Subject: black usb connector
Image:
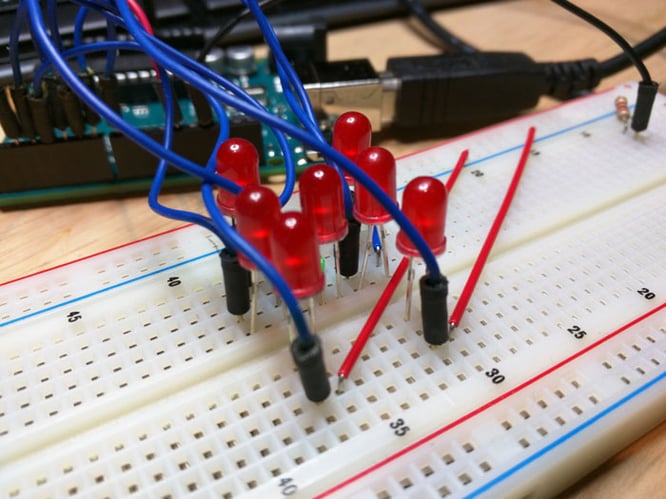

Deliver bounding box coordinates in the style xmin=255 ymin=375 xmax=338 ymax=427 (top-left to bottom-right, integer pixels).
xmin=297 ymin=51 xmax=658 ymax=134
xmin=386 ymin=52 xmax=550 ymax=130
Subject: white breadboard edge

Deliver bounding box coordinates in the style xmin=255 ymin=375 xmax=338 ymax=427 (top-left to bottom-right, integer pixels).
xmin=1 ymin=82 xmax=665 ymax=498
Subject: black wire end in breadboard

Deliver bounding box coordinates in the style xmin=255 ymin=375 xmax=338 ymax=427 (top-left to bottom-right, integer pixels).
xmin=291 ymin=335 xmax=332 ymax=402
xmin=419 ymin=273 xmax=449 ymax=345
xmin=219 ymin=248 xmax=252 ymax=316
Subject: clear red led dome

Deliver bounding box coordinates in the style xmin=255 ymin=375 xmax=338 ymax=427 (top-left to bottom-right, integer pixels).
xmin=215 ymin=137 xmax=260 ymax=217
xmin=299 ymin=164 xmax=348 ymax=244
xmin=234 ymin=185 xmax=281 ymax=270
xmin=353 ymin=146 xmax=397 ymax=225
xmin=270 ymin=211 xmax=325 ymax=299
xmin=332 ymin=111 xmax=372 ymax=161
xmin=396 ymin=176 xmax=448 ymax=257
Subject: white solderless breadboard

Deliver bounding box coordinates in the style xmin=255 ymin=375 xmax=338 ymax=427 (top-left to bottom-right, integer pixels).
xmin=1 ymin=82 xmax=665 ymax=498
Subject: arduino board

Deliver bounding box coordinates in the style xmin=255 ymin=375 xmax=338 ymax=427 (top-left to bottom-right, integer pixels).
xmin=0 ymin=58 xmax=322 ymax=208
xmin=1 ymin=82 xmax=665 ymax=498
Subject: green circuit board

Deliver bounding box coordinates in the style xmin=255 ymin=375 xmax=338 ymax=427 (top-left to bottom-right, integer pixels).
xmin=0 ymin=59 xmax=325 ymax=208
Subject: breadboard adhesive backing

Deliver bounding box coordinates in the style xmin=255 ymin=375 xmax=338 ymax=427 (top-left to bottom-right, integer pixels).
xmin=1 ymin=82 xmax=665 ymax=498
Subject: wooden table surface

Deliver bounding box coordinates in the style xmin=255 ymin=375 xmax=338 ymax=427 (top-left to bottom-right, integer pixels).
xmin=1 ymin=1 xmax=665 ymax=496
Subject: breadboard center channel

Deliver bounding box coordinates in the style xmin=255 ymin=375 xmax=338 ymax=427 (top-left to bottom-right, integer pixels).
xmin=1 ymin=82 xmax=665 ymax=498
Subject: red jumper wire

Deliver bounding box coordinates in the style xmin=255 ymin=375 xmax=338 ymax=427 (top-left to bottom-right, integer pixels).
xmin=337 ymin=149 xmax=469 ymax=385
xmin=448 ymin=126 xmax=536 ymax=330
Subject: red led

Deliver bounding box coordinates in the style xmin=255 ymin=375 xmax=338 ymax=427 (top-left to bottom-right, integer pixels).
xmin=234 ymin=185 xmax=281 ymax=270
xmin=215 ymin=137 xmax=260 ymax=217
xmin=270 ymin=211 xmax=325 ymax=299
xmin=299 ymin=165 xmax=348 ymax=244
xmin=353 ymin=146 xmax=397 ymax=225
xmin=396 ymin=176 xmax=448 ymax=257
xmin=332 ymin=111 xmax=372 ymax=161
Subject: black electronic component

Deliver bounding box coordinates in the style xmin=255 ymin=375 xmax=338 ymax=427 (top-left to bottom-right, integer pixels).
xmin=0 ymin=88 xmax=21 ymax=139
xmin=99 ymin=74 xmax=121 ymax=114
xmin=79 ymin=73 xmax=102 ymax=126
xmin=187 ymin=83 xmax=214 ymax=127
xmin=9 ymin=84 xmax=36 ymax=140
xmin=219 ymin=248 xmax=251 ymax=316
xmin=552 ymin=0 xmax=658 ymax=133
xmin=111 ymin=126 xmax=208 ymax=179
xmin=383 ymin=49 xmax=658 ymax=134
xmin=540 ymin=58 xmax=602 ymax=101
xmin=338 ymin=216 xmax=361 ymax=277
xmin=57 ymin=85 xmax=86 ymax=136
xmin=223 ymin=113 xmax=266 ymax=159
xmin=225 ymin=45 xmax=257 ymax=76
xmin=297 ymin=46 xmax=662 ymax=136
xmin=0 ymin=136 xmax=111 ymax=194
xmin=111 ymin=115 xmax=263 ymax=179
xmin=630 ymin=81 xmax=658 ymax=132
xmin=27 ymin=94 xmax=56 ymax=144
xmin=201 ymin=47 xmax=226 ymax=74
xmin=293 ymin=57 xmax=379 ymax=85
xmin=44 ymin=76 xmax=68 ymax=134
xmin=153 ymin=78 xmax=183 ymax=125
xmin=272 ymin=22 xmax=327 ymax=69
xmin=290 ymin=336 xmax=331 ymax=402
xmin=387 ymin=52 xmax=547 ymax=131
xmin=116 ymin=74 xmax=160 ymax=104
xmin=419 ymin=274 xmax=449 ymax=345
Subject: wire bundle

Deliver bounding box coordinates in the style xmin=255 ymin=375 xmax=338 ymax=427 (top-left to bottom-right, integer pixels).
xmin=11 ymin=0 xmax=446 ymax=399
